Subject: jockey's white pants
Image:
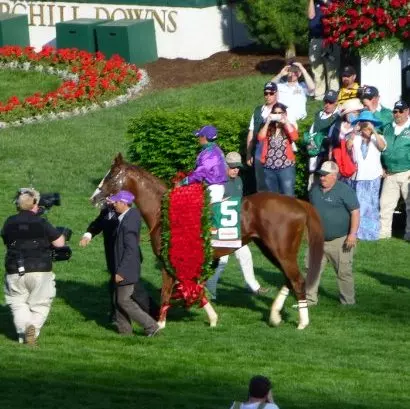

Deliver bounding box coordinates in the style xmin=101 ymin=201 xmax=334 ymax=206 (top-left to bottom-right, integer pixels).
xmin=4 ymin=272 xmax=56 ymax=340
xmin=207 ymin=184 xmax=225 ymax=204
xmin=206 ymin=245 xmax=260 ymax=299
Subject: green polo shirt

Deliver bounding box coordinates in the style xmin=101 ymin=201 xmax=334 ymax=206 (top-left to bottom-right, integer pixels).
xmin=224 ymin=177 xmax=243 ymax=198
xmin=309 ymin=181 xmax=359 ymax=241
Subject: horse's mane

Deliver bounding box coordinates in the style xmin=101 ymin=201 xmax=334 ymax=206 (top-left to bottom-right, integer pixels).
xmin=125 ymin=163 xmax=167 ymax=196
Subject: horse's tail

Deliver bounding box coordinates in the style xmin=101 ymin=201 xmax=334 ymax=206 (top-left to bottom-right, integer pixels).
xmin=299 ymin=200 xmax=324 ymax=288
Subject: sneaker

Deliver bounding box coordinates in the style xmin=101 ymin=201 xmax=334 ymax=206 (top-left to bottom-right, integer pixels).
xmin=25 ymin=325 xmax=36 ymax=345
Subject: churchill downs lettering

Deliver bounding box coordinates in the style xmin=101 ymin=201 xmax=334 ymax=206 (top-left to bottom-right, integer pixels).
xmin=0 ymin=2 xmax=178 ymax=32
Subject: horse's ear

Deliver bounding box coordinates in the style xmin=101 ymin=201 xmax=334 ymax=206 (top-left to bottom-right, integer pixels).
xmin=113 ymin=153 xmax=124 ymax=166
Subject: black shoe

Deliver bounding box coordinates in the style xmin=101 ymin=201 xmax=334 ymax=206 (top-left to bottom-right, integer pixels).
xmin=147 ymin=327 xmax=161 ymax=337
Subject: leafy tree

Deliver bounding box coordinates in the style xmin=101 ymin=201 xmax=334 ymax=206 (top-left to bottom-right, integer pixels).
xmin=236 ymin=0 xmax=308 ymax=57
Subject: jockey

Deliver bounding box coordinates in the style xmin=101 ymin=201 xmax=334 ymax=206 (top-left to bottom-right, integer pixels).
xmin=179 ymin=125 xmax=227 ymax=203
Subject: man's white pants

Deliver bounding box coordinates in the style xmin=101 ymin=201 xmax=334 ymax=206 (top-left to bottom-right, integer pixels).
xmin=206 ymin=245 xmax=260 ymax=298
xmin=207 ymin=184 xmax=225 ymax=204
xmin=380 ymin=170 xmax=410 ymax=238
xmin=4 ymin=272 xmax=56 ymax=338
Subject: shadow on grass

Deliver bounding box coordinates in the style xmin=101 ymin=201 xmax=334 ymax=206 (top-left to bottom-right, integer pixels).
xmin=362 ymin=270 xmax=410 ymax=292
xmin=0 ymin=304 xmax=15 ymax=342
xmin=57 ymin=277 xmax=201 ymax=328
xmin=0 ymin=370 xmax=399 ymax=409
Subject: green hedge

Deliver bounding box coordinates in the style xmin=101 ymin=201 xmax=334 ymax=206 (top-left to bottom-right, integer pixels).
xmin=127 ymin=107 xmax=311 ymax=198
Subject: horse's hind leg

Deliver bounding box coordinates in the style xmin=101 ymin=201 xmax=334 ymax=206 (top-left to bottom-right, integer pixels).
xmin=158 ymin=269 xmax=175 ymax=329
xmin=280 ymin=260 xmax=309 ymax=330
xmin=270 ymin=284 xmax=290 ymax=327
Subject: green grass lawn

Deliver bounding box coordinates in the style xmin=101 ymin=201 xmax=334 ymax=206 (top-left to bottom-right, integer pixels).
xmin=0 ymin=70 xmax=61 ymax=102
xmin=0 ymin=73 xmax=409 ymax=409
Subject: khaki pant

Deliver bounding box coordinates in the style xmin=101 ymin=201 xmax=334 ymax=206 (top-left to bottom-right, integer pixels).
xmin=309 ymin=38 xmax=340 ymax=99
xmin=4 ymin=272 xmax=56 ymax=338
xmin=305 ymin=236 xmax=355 ymax=305
xmin=380 ymin=170 xmax=410 ymax=239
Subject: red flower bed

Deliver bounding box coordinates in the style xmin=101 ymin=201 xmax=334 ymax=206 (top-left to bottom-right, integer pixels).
xmin=161 ymin=183 xmax=213 ymax=307
xmin=0 ymin=46 xmax=145 ymax=123
xmin=322 ymin=0 xmax=410 ymax=51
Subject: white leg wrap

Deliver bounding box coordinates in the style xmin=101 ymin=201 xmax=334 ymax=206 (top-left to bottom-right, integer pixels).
xmin=297 ymin=300 xmax=309 ymax=330
xmin=157 ymin=320 xmax=166 ymax=329
xmin=203 ymin=302 xmax=218 ymax=327
xmin=269 ymin=286 xmax=289 ymax=326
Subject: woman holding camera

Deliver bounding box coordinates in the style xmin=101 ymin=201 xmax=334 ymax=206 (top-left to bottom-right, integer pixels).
xmin=346 ymin=111 xmax=386 ymax=240
xmin=257 ymin=103 xmax=299 ymax=196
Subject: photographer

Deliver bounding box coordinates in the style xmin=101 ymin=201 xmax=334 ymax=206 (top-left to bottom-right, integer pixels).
xmin=1 ymin=188 xmax=65 ymax=345
xmin=229 ymin=375 xmax=280 ymax=409
xmin=257 ymin=103 xmax=299 ymax=196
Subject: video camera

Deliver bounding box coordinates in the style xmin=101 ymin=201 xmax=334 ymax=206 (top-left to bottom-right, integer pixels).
xmin=15 ymin=189 xmax=72 ymax=262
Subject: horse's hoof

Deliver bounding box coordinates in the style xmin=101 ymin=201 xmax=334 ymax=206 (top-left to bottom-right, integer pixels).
xmin=297 ymin=322 xmax=309 ymax=330
xmin=209 ymin=315 xmax=218 ymax=327
xmin=157 ymin=320 xmax=166 ymax=329
xmin=269 ymin=312 xmax=282 ymax=327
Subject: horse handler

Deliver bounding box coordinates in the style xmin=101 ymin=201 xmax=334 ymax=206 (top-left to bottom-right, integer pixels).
xmin=108 ymin=190 xmax=160 ymax=337
xmin=305 ymin=161 xmax=359 ymax=306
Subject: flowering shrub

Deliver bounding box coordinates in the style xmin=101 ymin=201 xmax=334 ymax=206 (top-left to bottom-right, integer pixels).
xmin=322 ymin=0 xmax=410 ymax=59
xmin=0 ymin=46 xmax=148 ymax=126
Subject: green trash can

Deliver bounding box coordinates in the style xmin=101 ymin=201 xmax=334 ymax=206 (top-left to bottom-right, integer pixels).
xmin=0 ymin=13 xmax=29 ymax=47
xmin=56 ymin=19 xmax=108 ymax=53
xmin=96 ymin=19 xmax=158 ymax=65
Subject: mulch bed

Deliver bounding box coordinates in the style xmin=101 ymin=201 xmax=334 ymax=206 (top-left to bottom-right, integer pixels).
xmin=142 ymin=46 xmax=310 ymax=90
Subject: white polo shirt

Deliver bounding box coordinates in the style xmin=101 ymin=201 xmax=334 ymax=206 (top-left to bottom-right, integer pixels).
xmin=277 ymin=81 xmax=312 ymax=122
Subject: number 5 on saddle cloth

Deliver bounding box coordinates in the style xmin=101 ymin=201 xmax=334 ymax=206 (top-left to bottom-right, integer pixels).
xmin=211 ymin=196 xmax=242 ymax=248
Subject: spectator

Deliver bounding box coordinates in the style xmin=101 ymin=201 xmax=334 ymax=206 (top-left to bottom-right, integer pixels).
xmin=257 ymin=103 xmax=299 ymax=196
xmin=246 ymin=82 xmax=278 ymax=192
xmin=272 ymin=61 xmax=315 ymax=122
xmin=347 ymin=111 xmax=386 ymax=240
xmin=305 ymin=89 xmax=339 ymax=189
xmin=1 ymin=188 xmax=65 ymax=344
xmin=230 ymin=375 xmax=280 ymax=409
xmin=380 ymin=100 xmax=410 ymax=240
xmin=108 ymin=190 xmax=160 ymax=336
xmin=306 ymin=161 xmax=359 ymax=306
xmin=206 ymin=152 xmax=269 ymax=299
xmin=307 ymin=0 xmax=340 ymax=100
xmin=337 ymin=66 xmax=360 ymax=105
xmin=360 ymin=86 xmax=393 ymax=130
xmin=328 ymin=98 xmax=363 ymax=184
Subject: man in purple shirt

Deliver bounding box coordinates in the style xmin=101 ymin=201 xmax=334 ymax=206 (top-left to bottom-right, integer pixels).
xmin=179 ymin=125 xmax=227 ymax=203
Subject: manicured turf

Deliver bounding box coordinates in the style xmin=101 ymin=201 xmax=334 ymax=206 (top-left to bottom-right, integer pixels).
xmin=0 ymin=73 xmax=408 ymax=409
xmin=0 ymin=70 xmax=61 ymax=102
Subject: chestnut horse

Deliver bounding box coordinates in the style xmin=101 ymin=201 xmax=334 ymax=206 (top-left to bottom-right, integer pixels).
xmin=91 ymin=153 xmax=324 ymax=330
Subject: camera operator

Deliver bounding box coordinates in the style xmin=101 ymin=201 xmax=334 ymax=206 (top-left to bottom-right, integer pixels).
xmin=1 ymin=188 xmax=65 ymax=345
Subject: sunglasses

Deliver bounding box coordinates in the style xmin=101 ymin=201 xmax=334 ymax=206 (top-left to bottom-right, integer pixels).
xmin=393 ymin=109 xmax=404 ymax=114
xmin=273 ymin=111 xmax=284 ymax=114
xmin=264 ymin=91 xmax=276 ymax=96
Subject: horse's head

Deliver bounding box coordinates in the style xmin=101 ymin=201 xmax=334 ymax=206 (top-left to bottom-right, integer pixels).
xmin=90 ymin=153 xmax=129 ymax=207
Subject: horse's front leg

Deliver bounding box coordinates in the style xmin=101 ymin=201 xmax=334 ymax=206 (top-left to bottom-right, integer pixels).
xmin=200 ymin=290 xmax=218 ymax=327
xmin=158 ymin=269 xmax=175 ymax=329
xmin=270 ymin=285 xmax=290 ymax=326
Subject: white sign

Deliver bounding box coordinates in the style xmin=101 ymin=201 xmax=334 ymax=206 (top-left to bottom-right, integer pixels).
xmin=0 ymin=1 xmax=252 ymax=60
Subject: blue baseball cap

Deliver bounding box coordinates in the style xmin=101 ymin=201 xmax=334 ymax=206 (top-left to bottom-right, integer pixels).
xmin=194 ymin=125 xmax=218 ymax=141
xmin=107 ymin=190 xmax=135 ymax=204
